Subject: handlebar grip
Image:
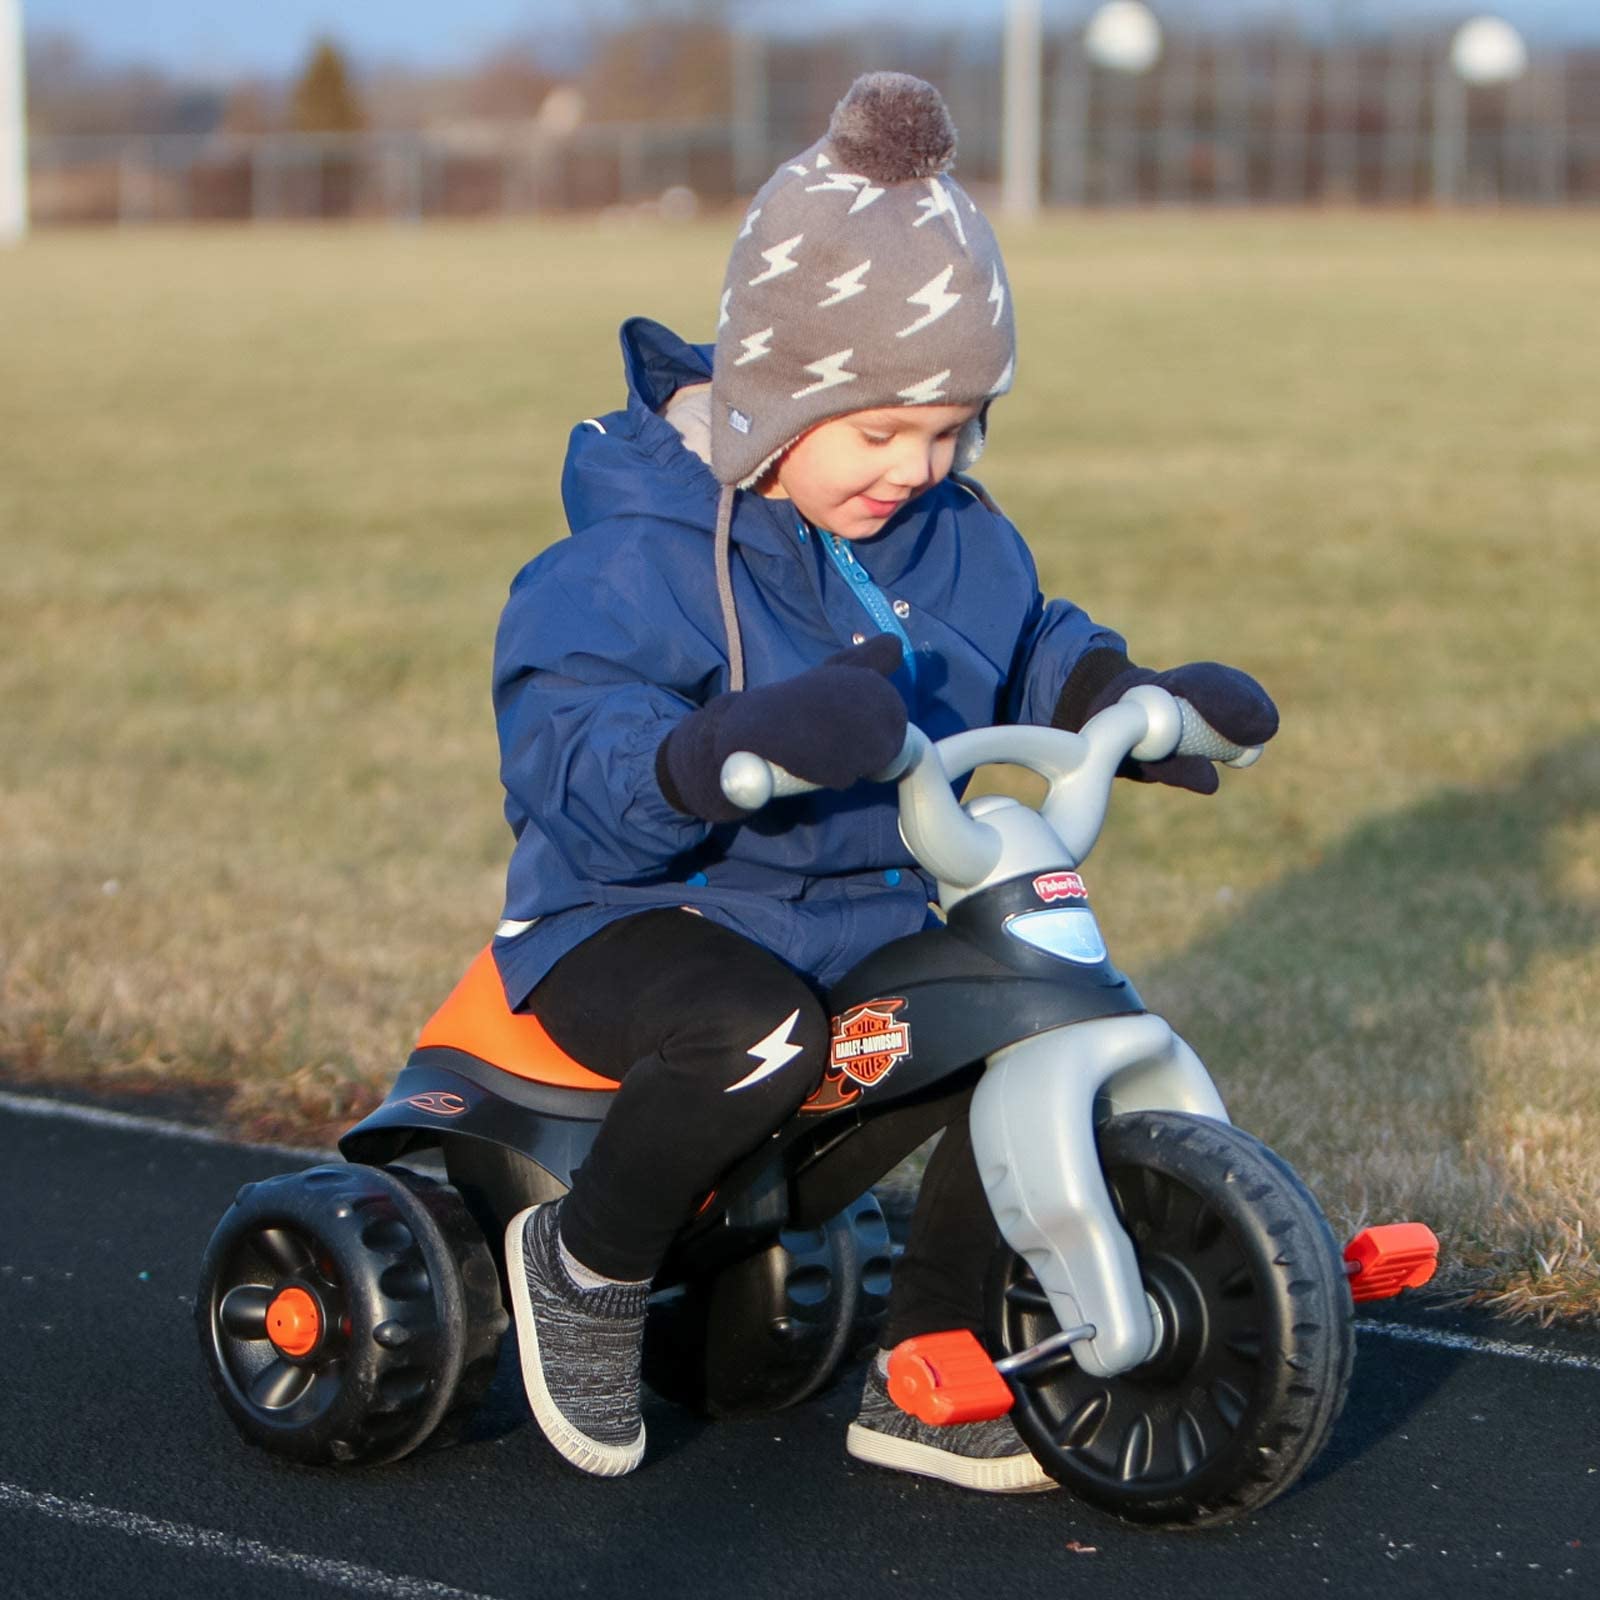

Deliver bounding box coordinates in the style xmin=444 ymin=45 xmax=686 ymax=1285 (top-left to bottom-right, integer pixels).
xmin=1174 ymin=699 xmax=1261 ymax=769
xmin=720 ymin=730 xmax=922 ymax=813
xmin=719 ymin=751 xmax=820 ymax=811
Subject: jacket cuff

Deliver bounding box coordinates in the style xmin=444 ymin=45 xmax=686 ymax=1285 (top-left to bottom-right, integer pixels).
xmin=653 ymin=709 xmax=747 ymax=825
xmin=654 ymin=737 xmax=690 ymax=815
xmin=1050 ymin=648 xmax=1138 ymax=732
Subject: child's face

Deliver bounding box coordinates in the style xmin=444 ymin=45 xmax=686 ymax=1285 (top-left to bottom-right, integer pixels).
xmin=766 ymin=401 xmax=982 ymax=541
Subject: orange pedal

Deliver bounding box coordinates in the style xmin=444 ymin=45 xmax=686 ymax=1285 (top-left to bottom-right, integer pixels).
xmin=1344 ymin=1222 xmax=1440 ymax=1303
xmin=886 ymin=1330 xmax=1014 ymax=1426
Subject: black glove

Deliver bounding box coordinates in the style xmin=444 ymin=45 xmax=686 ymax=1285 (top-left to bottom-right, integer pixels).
xmin=657 ymin=634 xmax=908 ymax=823
xmin=1058 ymin=651 xmax=1278 ymax=796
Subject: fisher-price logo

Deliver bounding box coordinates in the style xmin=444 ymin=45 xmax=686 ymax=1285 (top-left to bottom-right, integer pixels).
xmin=1032 ymin=870 xmax=1088 ymax=904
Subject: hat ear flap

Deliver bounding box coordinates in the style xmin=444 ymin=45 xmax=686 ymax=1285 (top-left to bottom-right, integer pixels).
xmin=953 ymin=406 xmax=989 ymax=472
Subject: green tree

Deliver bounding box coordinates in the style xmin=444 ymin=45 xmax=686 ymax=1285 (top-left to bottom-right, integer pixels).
xmin=290 ymin=38 xmax=366 ymax=134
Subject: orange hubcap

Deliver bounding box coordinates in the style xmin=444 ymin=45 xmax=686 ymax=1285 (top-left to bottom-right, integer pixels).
xmin=266 ymin=1286 xmax=322 ymax=1357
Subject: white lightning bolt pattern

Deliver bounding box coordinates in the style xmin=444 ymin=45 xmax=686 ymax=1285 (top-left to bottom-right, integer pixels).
xmin=748 ymin=232 xmax=804 ymax=286
xmin=786 ymin=163 xmax=809 ymax=176
xmin=791 ymin=348 xmax=858 ymax=399
xmin=912 ymin=178 xmax=967 ymax=246
xmin=990 ymin=356 xmax=1015 ymax=396
xmin=817 ymin=259 xmax=872 ymax=307
xmin=734 ymin=326 xmax=774 ymax=366
xmin=988 ymin=264 xmax=1006 ymax=327
xmin=815 ymin=150 xmax=832 ymax=168
xmin=897 ymin=266 xmax=962 ymax=339
xmin=898 ymin=370 xmax=952 ymax=404
xmin=803 ymin=172 xmax=886 ymax=213
xmin=738 ymin=206 xmax=762 ymax=240
xmin=805 ymin=172 xmax=863 ymax=194
xmin=718 ymin=289 xmax=732 ymax=330
xmin=724 ymin=1008 xmax=804 ymax=1092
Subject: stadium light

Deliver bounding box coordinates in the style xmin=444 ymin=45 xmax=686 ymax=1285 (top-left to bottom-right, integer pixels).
xmin=1079 ymin=3 xmax=1162 ymax=207
xmin=0 ymin=0 xmax=25 ymax=243
xmin=1085 ymin=1 xmax=1164 ymax=76
xmin=1451 ymin=16 xmax=1529 ymax=87
xmin=1434 ymin=15 xmax=1529 ymax=203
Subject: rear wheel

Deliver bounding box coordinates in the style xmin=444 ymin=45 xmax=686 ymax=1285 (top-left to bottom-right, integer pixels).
xmin=645 ymin=1192 xmax=894 ymax=1418
xmin=987 ymin=1112 xmax=1353 ymax=1526
xmin=196 ymin=1164 xmax=506 ymax=1467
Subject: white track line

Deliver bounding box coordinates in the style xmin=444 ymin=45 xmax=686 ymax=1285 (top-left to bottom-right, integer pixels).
xmin=5 ymin=1088 xmax=1598 ymax=1375
xmin=0 ymin=1481 xmax=504 ymax=1600
xmin=0 ymin=1087 xmax=334 ymax=1160
xmin=1357 ymin=1319 xmax=1600 ymax=1373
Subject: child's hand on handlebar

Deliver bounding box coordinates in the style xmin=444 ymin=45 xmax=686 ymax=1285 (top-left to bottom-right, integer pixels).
xmin=1091 ymin=661 xmax=1279 ymax=794
xmin=656 ymin=635 xmax=909 ymax=822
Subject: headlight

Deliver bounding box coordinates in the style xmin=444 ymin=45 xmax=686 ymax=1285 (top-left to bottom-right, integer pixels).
xmin=1004 ymin=908 xmax=1108 ymax=966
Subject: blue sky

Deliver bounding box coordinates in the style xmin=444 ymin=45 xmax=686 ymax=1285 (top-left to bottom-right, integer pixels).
xmin=22 ymin=1 xmax=1598 ymax=79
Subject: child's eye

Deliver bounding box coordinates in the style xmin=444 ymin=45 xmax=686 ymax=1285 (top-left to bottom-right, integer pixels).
xmin=861 ymin=431 xmax=892 ymax=446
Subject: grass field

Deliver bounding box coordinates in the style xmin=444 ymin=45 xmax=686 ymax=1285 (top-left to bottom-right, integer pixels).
xmin=1 ymin=212 xmax=1597 ymax=1321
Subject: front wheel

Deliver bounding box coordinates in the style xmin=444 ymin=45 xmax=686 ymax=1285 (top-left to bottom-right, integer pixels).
xmin=986 ymin=1112 xmax=1353 ymax=1527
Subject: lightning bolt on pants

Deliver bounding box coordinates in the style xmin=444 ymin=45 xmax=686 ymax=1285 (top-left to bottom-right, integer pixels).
xmin=524 ymin=908 xmax=828 ymax=1282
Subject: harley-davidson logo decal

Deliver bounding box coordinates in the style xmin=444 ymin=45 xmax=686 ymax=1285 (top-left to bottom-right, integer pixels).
xmin=1033 ymin=870 xmax=1087 ymax=904
xmin=404 ymin=1091 xmax=469 ymax=1117
xmin=829 ymin=997 xmax=911 ymax=1088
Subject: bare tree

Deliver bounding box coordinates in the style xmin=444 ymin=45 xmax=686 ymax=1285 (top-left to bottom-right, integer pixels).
xmin=582 ymin=0 xmax=734 ymax=124
xmin=221 ymin=79 xmax=283 ymax=136
xmin=24 ymin=27 xmax=223 ymax=137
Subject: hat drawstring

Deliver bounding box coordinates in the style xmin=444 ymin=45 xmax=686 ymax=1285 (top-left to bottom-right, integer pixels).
xmin=713 ymin=483 xmax=745 ymax=692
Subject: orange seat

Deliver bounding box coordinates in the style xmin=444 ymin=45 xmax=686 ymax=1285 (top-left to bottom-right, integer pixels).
xmin=415 ymin=946 xmax=619 ymax=1091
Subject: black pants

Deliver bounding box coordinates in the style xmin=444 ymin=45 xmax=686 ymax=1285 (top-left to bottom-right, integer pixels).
xmin=527 ymin=908 xmax=997 ymax=1343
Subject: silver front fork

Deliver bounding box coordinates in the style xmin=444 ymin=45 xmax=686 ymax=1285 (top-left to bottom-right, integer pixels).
xmin=969 ymin=1013 xmax=1228 ymax=1378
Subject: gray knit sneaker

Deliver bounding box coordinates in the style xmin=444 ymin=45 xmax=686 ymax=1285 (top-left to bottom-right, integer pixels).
xmin=846 ymin=1357 xmax=1057 ymax=1493
xmin=504 ymin=1203 xmax=649 ymax=1477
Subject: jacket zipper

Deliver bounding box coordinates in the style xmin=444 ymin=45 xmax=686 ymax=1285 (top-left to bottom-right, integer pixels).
xmin=820 ymin=528 xmax=918 ymax=683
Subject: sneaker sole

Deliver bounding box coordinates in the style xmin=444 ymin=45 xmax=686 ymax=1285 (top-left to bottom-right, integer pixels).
xmin=505 ymin=1205 xmax=645 ymax=1478
xmin=846 ymin=1421 xmax=1058 ymax=1494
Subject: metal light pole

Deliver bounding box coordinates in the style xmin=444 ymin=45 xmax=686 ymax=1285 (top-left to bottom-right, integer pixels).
xmin=731 ymin=32 xmax=768 ymax=197
xmin=1052 ymin=35 xmax=1091 ymax=207
xmin=1086 ymin=3 xmax=1163 ymax=207
xmin=1002 ymin=0 xmax=1043 ymax=220
xmin=0 ymin=0 xmax=26 ymax=243
xmin=1434 ymin=15 xmax=1528 ymax=204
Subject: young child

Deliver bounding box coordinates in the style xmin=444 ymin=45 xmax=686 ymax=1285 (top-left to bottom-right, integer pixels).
xmin=492 ymin=73 xmax=1277 ymax=1488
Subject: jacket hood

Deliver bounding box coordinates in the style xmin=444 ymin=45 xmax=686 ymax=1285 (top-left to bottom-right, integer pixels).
xmin=560 ymin=317 xmax=797 ymax=561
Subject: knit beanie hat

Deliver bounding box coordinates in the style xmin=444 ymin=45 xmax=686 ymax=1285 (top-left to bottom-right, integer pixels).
xmin=710 ymin=73 xmax=1015 ymax=490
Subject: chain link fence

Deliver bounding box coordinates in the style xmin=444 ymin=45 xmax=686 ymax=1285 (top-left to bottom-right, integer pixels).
xmin=26 ymin=25 xmax=1600 ymax=224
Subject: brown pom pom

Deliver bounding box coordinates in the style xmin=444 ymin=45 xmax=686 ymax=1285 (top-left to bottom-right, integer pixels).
xmin=826 ymin=73 xmax=957 ymax=184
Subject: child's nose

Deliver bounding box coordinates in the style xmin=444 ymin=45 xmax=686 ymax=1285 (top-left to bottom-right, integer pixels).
xmin=884 ymin=441 xmax=934 ymax=489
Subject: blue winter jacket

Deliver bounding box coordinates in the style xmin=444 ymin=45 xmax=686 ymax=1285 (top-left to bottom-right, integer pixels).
xmin=490 ymin=318 xmax=1124 ymax=1009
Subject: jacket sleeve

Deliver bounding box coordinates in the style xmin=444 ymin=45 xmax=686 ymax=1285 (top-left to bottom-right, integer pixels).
xmin=492 ymin=541 xmax=721 ymax=883
xmin=999 ymin=536 xmax=1132 ymax=729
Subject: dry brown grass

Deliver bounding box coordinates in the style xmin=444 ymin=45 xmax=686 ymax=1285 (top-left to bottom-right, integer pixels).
xmin=1 ymin=213 xmax=1596 ymax=1321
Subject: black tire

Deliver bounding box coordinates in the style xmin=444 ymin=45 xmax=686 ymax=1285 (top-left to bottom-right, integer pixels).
xmin=196 ymin=1163 xmax=506 ymax=1467
xmin=986 ymin=1112 xmax=1353 ymax=1527
xmin=644 ymin=1191 xmax=894 ymax=1419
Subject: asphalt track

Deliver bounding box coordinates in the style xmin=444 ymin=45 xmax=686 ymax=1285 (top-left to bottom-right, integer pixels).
xmin=0 ymin=1092 xmax=1595 ymax=1600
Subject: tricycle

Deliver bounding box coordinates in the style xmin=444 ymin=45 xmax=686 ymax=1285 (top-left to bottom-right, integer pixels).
xmin=196 ymin=683 xmax=1436 ymax=1524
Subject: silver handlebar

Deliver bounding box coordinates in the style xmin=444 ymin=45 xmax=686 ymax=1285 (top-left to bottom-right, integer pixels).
xmin=718 ymin=686 xmax=1263 ymax=888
